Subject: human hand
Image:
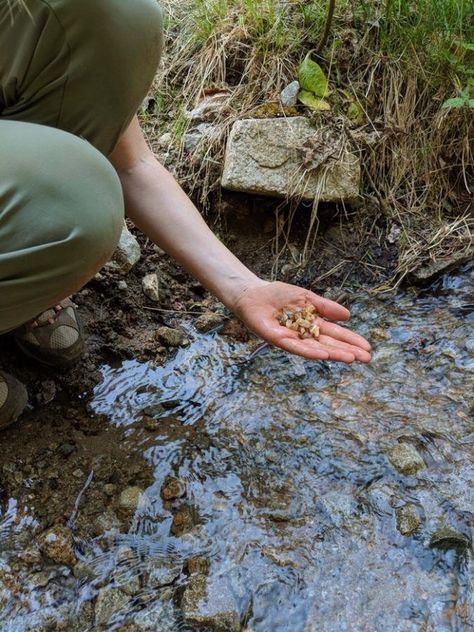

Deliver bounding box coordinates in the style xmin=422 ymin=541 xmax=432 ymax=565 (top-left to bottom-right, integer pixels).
xmin=232 ymin=281 xmax=372 ymax=363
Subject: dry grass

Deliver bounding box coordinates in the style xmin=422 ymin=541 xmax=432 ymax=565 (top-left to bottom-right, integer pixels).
xmin=145 ymin=0 xmax=473 ymax=287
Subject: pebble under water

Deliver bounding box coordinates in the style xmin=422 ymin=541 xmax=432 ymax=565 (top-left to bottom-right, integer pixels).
xmin=1 ymin=264 xmax=473 ymax=631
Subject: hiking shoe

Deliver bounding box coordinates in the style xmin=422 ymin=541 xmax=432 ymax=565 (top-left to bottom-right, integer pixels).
xmin=14 ymin=298 xmax=84 ymax=367
xmin=0 ymin=371 xmax=28 ymax=430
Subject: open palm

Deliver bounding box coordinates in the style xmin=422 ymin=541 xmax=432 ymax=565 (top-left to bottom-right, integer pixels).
xmin=233 ymin=281 xmax=372 ymax=364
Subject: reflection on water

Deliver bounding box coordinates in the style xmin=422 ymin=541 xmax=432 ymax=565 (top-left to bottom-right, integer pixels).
xmin=2 ymin=265 xmax=474 ymax=631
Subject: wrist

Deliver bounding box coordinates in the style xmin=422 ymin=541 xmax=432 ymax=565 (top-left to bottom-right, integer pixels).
xmin=217 ymin=274 xmax=268 ymax=313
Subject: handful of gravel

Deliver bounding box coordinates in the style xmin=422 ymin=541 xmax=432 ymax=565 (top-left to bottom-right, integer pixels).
xmin=274 ymin=303 xmax=320 ymax=340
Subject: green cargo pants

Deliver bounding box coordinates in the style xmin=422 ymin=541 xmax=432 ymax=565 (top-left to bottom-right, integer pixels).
xmin=0 ymin=0 xmax=163 ymax=334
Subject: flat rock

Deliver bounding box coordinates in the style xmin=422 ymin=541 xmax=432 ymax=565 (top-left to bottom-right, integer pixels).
xmin=388 ymin=443 xmax=425 ymax=476
xmin=410 ymin=246 xmax=474 ymax=284
xmin=181 ymin=574 xmax=240 ymax=632
xmin=222 ymin=117 xmax=360 ymax=202
xmin=110 ymin=224 xmax=141 ymax=274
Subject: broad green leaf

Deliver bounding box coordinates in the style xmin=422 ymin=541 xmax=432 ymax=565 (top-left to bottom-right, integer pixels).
xmin=468 ymin=99 xmax=474 ymax=108
xmin=442 ymin=97 xmax=465 ymax=108
xmin=347 ymin=101 xmax=364 ymax=124
xmin=459 ymin=42 xmax=474 ymax=51
xmin=298 ymin=90 xmax=331 ymax=111
xmin=298 ymin=53 xmax=330 ymax=98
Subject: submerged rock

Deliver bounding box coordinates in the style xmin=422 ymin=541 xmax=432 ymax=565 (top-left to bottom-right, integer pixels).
xmin=38 ymin=525 xmax=76 ymax=567
xmin=222 ymin=117 xmax=360 ymax=202
xmin=161 ymin=476 xmax=186 ymax=501
xmin=388 ymin=443 xmax=425 ymax=475
xmin=429 ymin=526 xmax=471 ymax=552
xmin=145 ymin=558 xmax=182 ymax=589
xmin=119 ymin=486 xmax=144 ymax=512
xmin=94 ymin=586 xmax=129 ymax=627
xmin=128 ymin=600 xmax=179 ymax=631
xmin=396 ymin=504 xmax=421 ymax=536
xmin=181 ymin=574 xmax=240 ymax=632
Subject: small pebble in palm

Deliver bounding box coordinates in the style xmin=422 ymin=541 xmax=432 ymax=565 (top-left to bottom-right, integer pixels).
xmin=274 ymin=303 xmax=320 ymax=340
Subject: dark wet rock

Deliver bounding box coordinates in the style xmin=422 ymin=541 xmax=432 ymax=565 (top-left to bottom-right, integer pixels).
xmin=171 ymin=506 xmax=196 ymax=536
xmin=396 ymin=504 xmax=422 ymax=536
xmin=91 ymin=454 xmax=119 ymax=482
xmin=38 ymin=525 xmax=76 ymax=567
xmin=316 ymin=491 xmax=356 ymax=528
xmin=194 ymin=312 xmax=225 ymax=333
xmin=143 ymin=417 xmax=163 ymax=432
xmin=145 ymin=558 xmax=182 ymax=589
xmin=28 ymin=571 xmax=51 ymax=588
xmin=104 ymin=483 xmax=117 ymax=497
xmin=69 ymin=601 xmax=95 ymax=632
xmin=181 ymin=574 xmax=240 ymax=632
xmin=410 ymin=248 xmax=474 ymax=284
xmin=58 ymin=443 xmax=76 ymax=457
xmin=161 ymin=476 xmax=186 ymax=501
xmin=73 ymin=560 xmax=96 ymax=581
xmin=113 ymin=546 xmax=141 ymax=596
xmin=186 ymin=556 xmax=210 ymax=576
xmin=127 ymin=600 xmax=179 ymax=631
xmin=364 ymin=482 xmax=396 ymax=516
xmin=94 ymin=510 xmax=122 ymax=533
xmin=94 ymin=586 xmax=129 ymax=627
xmin=429 ymin=526 xmax=471 ymax=552
xmin=16 ymin=546 xmax=42 ymax=566
xmin=388 ymin=443 xmax=425 ymax=475
xmin=119 ymin=486 xmax=144 ymax=512
xmin=155 ymin=326 xmax=188 ymax=347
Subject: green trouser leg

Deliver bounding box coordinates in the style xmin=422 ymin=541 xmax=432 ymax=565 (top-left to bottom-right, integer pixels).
xmin=0 ymin=0 xmax=163 ymax=334
xmin=0 ymin=120 xmax=124 ymax=334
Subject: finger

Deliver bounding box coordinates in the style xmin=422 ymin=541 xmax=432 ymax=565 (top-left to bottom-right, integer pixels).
xmin=318 ymin=320 xmax=372 ymax=351
xmin=263 ymin=321 xmax=362 ymax=363
xmin=306 ymin=292 xmax=351 ymax=321
xmin=278 ymin=335 xmax=359 ymax=363
xmin=318 ymin=334 xmax=372 ymax=363
xmin=276 ymin=336 xmax=331 ymax=361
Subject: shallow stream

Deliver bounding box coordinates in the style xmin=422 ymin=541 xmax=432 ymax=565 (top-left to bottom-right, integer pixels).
xmin=1 ymin=265 xmax=473 ymax=631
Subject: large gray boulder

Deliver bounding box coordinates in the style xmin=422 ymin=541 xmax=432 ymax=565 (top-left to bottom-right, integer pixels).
xmin=221 ymin=117 xmax=360 ymax=202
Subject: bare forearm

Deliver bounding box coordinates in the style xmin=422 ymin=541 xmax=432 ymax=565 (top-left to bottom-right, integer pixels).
xmin=108 ymin=118 xmax=372 ymax=363
xmin=113 ymin=148 xmax=264 ymax=309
